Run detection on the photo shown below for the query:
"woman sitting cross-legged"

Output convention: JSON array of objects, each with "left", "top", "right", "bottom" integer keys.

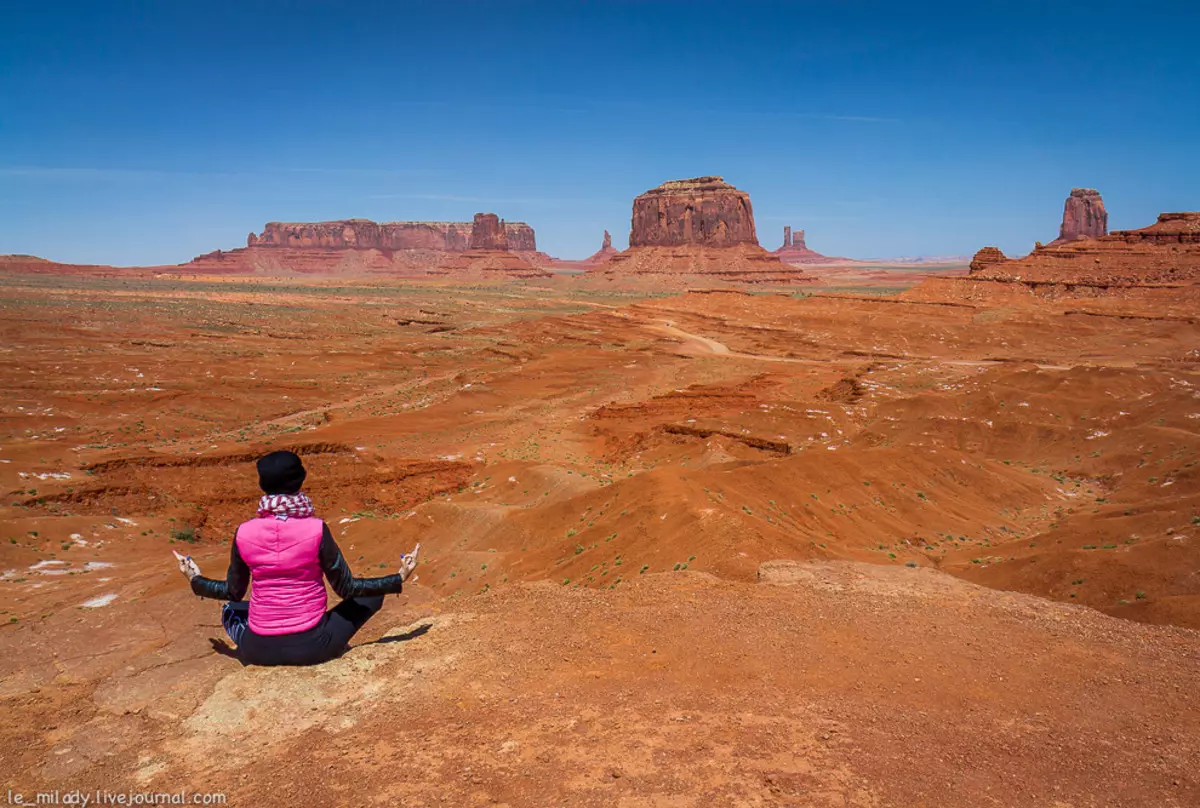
[{"left": 174, "top": 450, "right": 419, "bottom": 666}]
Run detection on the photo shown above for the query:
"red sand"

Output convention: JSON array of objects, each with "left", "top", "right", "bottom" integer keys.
[{"left": 0, "top": 272, "right": 1197, "bottom": 805}]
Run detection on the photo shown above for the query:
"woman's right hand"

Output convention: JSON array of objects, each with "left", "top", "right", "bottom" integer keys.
[
  {"left": 399, "top": 543, "right": 420, "bottom": 582},
  {"left": 173, "top": 549, "right": 201, "bottom": 582}
]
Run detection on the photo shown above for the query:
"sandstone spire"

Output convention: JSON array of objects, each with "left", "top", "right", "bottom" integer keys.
[
  {"left": 1055, "top": 188, "right": 1108, "bottom": 244},
  {"left": 469, "top": 213, "right": 508, "bottom": 251}
]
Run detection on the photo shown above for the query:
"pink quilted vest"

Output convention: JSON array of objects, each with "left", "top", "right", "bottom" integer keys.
[{"left": 235, "top": 516, "right": 327, "bottom": 635}]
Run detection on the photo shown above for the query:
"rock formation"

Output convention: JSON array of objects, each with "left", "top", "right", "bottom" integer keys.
[
  {"left": 597, "top": 244, "right": 816, "bottom": 284},
  {"left": 774, "top": 225, "right": 836, "bottom": 263},
  {"left": 1053, "top": 188, "right": 1108, "bottom": 244},
  {"left": 505, "top": 223, "right": 537, "bottom": 252},
  {"left": 969, "top": 212, "right": 1200, "bottom": 285},
  {"left": 1114, "top": 211, "right": 1200, "bottom": 245},
  {"left": 968, "top": 247, "right": 1008, "bottom": 274},
  {"left": 781, "top": 227, "right": 808, "bottom": 250},
  {"left": 432, "top": 251, "right": 551, "bottom": 279},
  {"left": 245, "top": 216, "right": 537, "bottom": 253},
  {"left": 908, "top": 211, "right": 1200, "bottom": 307},
  {"left": 248, "top": 220, "right": 446, "bottom": 251},
  {"left": 583, "top": 230, "right": 619, "bottom": 266},
  {"left": 446, "top": 225, "right": 469, "bottom": 252},
  {"left": 179, "top": 212, "right": 548, "bottom": 278},
  {"left": 600, "top": 177, "right": 814, "bottom": 284},
  {"left": 469, "top": 213, "right": 508, "bottom": 251},
  {"left": 629, "top": 177, "right": 758, "bottom": 248}
]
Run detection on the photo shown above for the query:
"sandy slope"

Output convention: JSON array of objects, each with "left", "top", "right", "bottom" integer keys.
[
  {"left": 1, "top": 563, "right": 1197, "bottom": 806},
  {"left": 1, "top": 273, "right": 1197, "bottom": 805}
]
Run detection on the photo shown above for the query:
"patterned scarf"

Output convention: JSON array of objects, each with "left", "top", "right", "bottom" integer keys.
[{"left": 257, "top": 492, "right": 315, "bottom": 520}]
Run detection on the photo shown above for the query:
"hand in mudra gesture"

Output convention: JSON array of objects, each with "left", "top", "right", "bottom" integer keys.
[
  {"left": 173, "top": 549, "right": 201, "bottom": 581},
  {"left": 399, "top": 543, "right": 420, "bottom": 582}
]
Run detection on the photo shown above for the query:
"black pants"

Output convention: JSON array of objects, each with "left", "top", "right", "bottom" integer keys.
[{"left": 220, "top": 596, "right": 385, "bottom": 666}]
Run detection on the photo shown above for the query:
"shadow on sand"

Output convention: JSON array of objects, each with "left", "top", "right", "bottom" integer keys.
[{"left": 364, "top": 621, "right": 432, "bottom": 646}]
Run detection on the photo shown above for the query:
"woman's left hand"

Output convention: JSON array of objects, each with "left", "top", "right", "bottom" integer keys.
[{"left": 399, "top": 543, "right": 420, "bottom": 582}]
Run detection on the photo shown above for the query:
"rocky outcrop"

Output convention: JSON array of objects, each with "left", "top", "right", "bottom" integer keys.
[
  {"left": 629, "top": 177, "right": 758, "bottom": 248},
  {"left": 182, "top": 211, "right": 545, "bottom": 278},
  {"left": 1053, "top": 188, "right": 1108, "bottom": 244},
  {"left": 505, "top": 222, "right": 537, "bottom": 252},
  {"left": 183, "top": 244, "right": 552, "bottom": 279},
  {"left": 584, "top": 230, "right": 619, "bottom": 265},
  {"left": 604, "top": 177, "right": 813, "bottom": 283},
  {"left": 249, "top": 220, "right": 451, "bottom": 251},
  {"left": 969, "top": 247, "right": 1008, "bottom": 274},
  {"left": 469, "top": 213, "right": 508, "bottom": 251},
  {"left": 781, "top": 227, "right": 808, "bottom": 250},
  {"left": 245, "top": 216, "right": 537, "bottom": 253},
  {"left": 598, "top": 245, "right": 816, "bottom": 284},
  {"left": 445, "top": 225, "right": 469, "bottom": 252},
  {"left": 774, "top": 225, "right": 836, "bottom": 263},
  {"left": 1113, "top": 211, "right": 1200, "bottom": 244},
  {"left": 433, "top": 250, "right": 552, "bottom": 279},
  {"left": 915, "top": 212, "right": 1200, "bottom": 299}
]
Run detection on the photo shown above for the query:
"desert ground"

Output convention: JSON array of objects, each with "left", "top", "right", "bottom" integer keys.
[{"left": 1, "top": 270, "right": 1197, "bottom": 806}]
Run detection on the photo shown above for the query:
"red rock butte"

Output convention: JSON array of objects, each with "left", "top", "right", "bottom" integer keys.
[
  {"left": 170, "top": 212, "right": 553, "bottom": 279},
  {"left": 1052, "top": 188, "right": 1108, "bottom": 245},
  {"left": 467, "top": 213, "right": 509, "bottom": 251},
  {"left": 913, "top": 210, "right": 1200, "bottom": 311},
  {"left": 968, "top": 211, "right": 1200, "bottom": 285},
  {"left": 594, "top": 177, "right": 815, "bottom": 284},
  {"left": 628, "top": 176, "right": 757, "bottom": 248},
  {"left": 247, "top": 216, "right": 537, "bottom": 253},
  {"left": 774, "top": 225, "right": 833, "bottom": 263}
]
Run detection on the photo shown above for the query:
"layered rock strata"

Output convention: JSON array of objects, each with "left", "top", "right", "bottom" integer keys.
[
  {"left": 468, "top": 213, "right": 508, "bottom": 251},
  {"left": 1052, "top": 188, "right": 1108, "bottom": 245},
  {"left": 968, "top": 212, "right": 1200, "bottom": 285},
  {"left": 968, "top": 247, "right": 1009, "bottom": 274},
  {"left": 907, "top": 211, "right": 1200, "bottom": 309},
  {"left": 247, "top": 217, "right": 537, "bottom": 253},
  {"left": 774, "top": 226, "right": 832, "bottom": 263},
  {"left": 599, "top": 245, "right": 816, "bottom": 284},
  {"left": 175, "top": 212, "right": 545, "bottom": 278},
  {"left": 629, "top": 177, "right": 758, "bottom": 248},
  {"left": 604, "top": 177, "right": 813, "bottom": 283}
]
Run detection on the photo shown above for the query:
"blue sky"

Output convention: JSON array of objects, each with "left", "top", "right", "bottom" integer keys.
[{"left": 1, "top": 1, "right": 1197, "bottom": 264}]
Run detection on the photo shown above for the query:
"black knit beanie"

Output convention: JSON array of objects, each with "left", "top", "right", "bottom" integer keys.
[{"left": 256, "top": 450, "right": 307, "bottom": 495}]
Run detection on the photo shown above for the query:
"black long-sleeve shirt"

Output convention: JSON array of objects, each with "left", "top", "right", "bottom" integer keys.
[{"left": 190, "top": 523, "right": 405, "bottom": 602}]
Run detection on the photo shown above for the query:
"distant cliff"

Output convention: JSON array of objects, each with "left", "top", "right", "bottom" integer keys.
[{"left": 247, "top": 216, "right": 537, "bottom": 252}]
